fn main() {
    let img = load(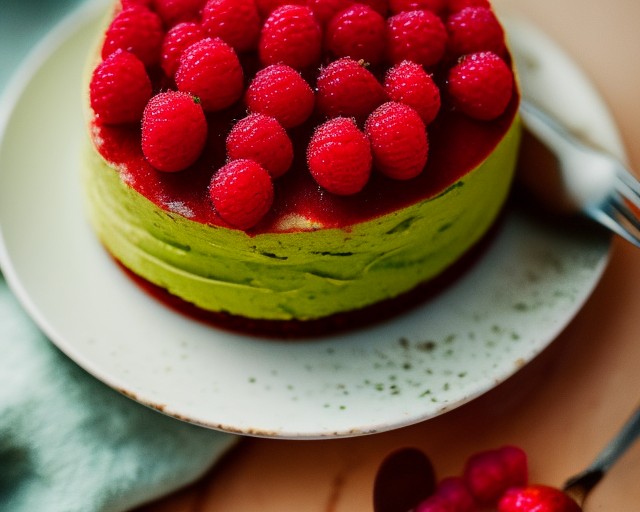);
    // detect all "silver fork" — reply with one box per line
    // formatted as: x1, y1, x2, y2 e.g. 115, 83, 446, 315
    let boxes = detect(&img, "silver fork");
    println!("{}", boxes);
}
518, 99, 640, 247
